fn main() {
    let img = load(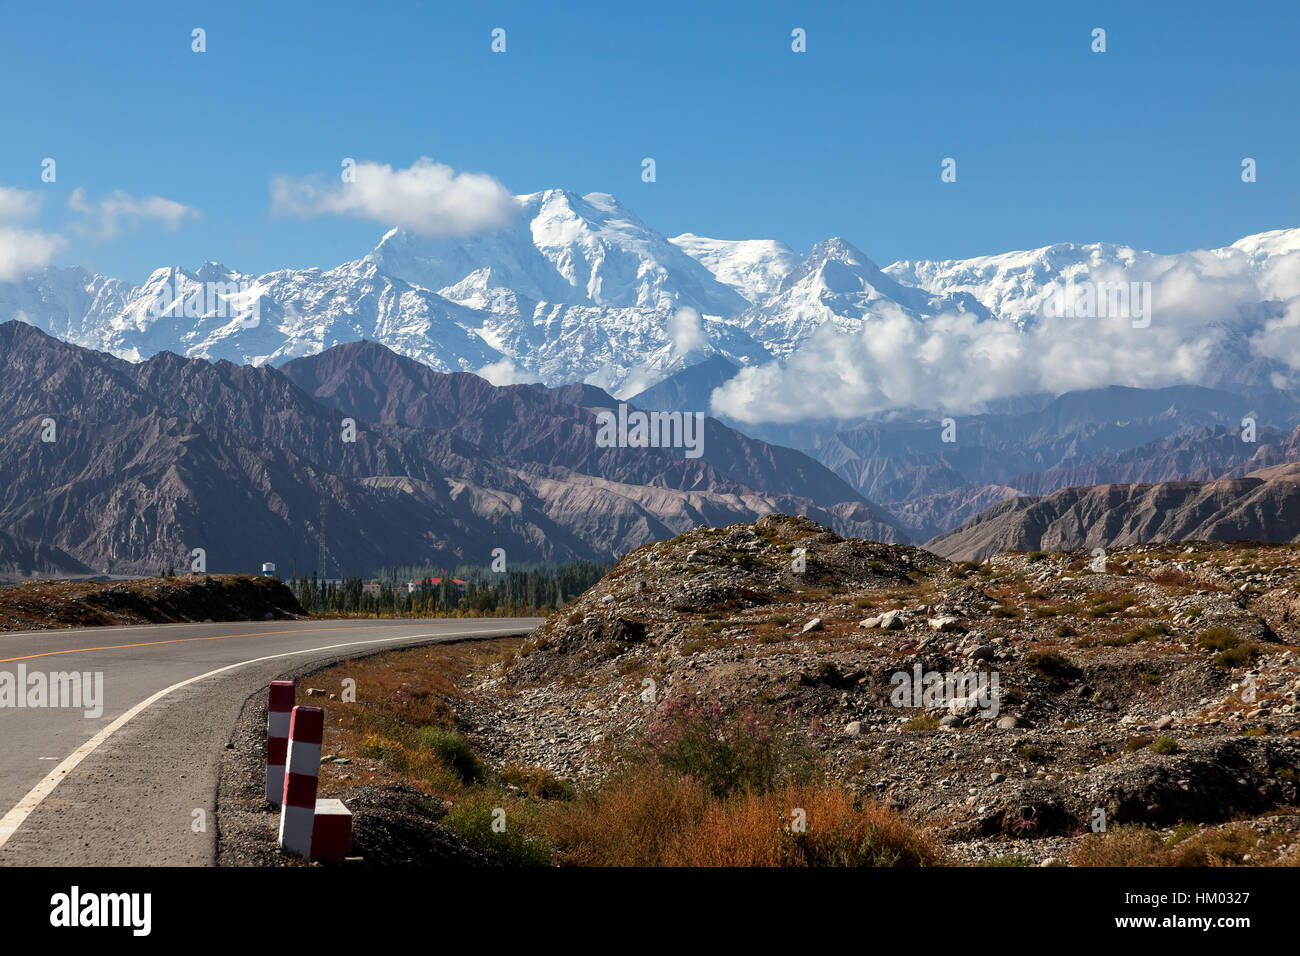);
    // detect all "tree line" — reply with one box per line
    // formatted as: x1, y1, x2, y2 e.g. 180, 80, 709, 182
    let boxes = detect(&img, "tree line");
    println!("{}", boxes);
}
290, 560, 613, 617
